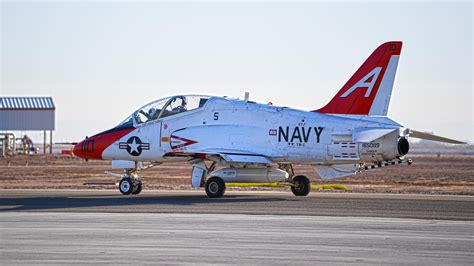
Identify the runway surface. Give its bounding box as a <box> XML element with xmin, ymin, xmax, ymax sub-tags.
<box><xmin>0</xmin><ymin>190</ymin><xmax>473</xmax><ymax>220</ymax></box>
<box><xmin>1</xmin><ymin>212</ymin><xmax>473</xmax><ymax>264</ymax></box>
<box><xmin>1</xmin><ymin>190</ymin><xmax>473</xmax><ymax>264</ymax></box>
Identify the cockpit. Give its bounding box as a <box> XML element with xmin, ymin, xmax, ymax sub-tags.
<box><xmin>117</xmin><ymin>95</ymin><xmax>211</xmax><ymax>127</ymax></box>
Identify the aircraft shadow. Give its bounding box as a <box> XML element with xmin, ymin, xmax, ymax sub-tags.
<box><xmin>0</xmin><ymin>194</ymin><xmax>286</xmax><ymax>212</ymax></box>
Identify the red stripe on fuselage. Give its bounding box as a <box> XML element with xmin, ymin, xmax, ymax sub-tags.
<box><xmin>73</xmin><ymin>128</ymin><xmax>134</xmax><ymax>160</ymax></box>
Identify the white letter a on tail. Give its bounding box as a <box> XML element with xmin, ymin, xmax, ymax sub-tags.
<box><xmin>340</xmin><ymin>67</ymin><xmax>382</xmax><ymax>98</ymax></box>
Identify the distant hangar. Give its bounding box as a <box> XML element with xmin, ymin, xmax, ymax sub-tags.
<box><xmin>0</xmin><ymin>97</ymin><xmax>55</xmax><ymax>154</ymax></box>
<box><xmin>0</xmin><ymin>97</ymin><xmax>55</xmax><ymax>130</ymax></box>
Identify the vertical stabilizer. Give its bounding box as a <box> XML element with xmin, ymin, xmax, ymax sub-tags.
<box><xmin>314</xmin><ymin>41</ymin><xmax>402</xmax><ymax>116</ymax></box>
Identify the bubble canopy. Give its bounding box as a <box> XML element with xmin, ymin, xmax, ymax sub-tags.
<box><xmin>117</xmin><ymin>95</ymin><xmax>212</xmax><ymax>127</ymax></box>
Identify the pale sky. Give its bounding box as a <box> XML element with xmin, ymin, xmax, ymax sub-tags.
<box><xmin>1</xmin><ymin>1</ymin><xmax>473</xmax><ymax>143</ymax></box>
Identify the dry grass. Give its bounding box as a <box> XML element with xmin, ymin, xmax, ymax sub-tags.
<box><xmin>0</xmin><ymin>154</ymin><xmax>473</xmax><ymax>194</ymax></box>
<box><xmin>226</xmin><ymin>182</ymin><xmax>348</xmax><ymax>191</ymax></box>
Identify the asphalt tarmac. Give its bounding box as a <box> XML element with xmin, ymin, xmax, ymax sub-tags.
<box><xmin>1</xmin><ymin>190</ymin><xmax>473</xmax><ymax>264</ymax></box>
<box><xmin>1</xmin><ymin>190</ymin><xmax>473</xmax><ymax>220</ymax></box>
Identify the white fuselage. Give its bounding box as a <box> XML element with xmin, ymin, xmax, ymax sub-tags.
<box><xmin>101</xmin><ymin>97</ymin><xmax>403</xmax><ymax>165</ymax></box>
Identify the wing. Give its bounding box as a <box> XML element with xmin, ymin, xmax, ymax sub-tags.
<box><xmin>164</xmin><ymin>148</ymin><xmax>273</xmax><ymax>164</ymax></box>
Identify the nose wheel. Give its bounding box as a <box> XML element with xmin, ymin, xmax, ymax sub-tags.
<box><xmin>132</xmin><ymin>180</ymin><xmax>143</xmax><ymax>195</ymax></box>
<box><xmin>119</xmin><ymin>177</ymin><xmax>143</xmax><ymax>195</ymax></box>
<box><xmin>119</xmin><ymin>178</ymin><xmax>134</xmax><ymax>195</ymax></box>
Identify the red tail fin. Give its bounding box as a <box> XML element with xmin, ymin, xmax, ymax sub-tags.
<box><xmin>314</xmin><ymin>41</ymin><xmax>402</xmax><ymax>115</ymax></box>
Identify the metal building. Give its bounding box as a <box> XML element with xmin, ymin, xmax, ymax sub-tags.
<box><xmin>0</xmin><ymin>97</ymin><xmax>55</xmax><ymax>154</ymax></box>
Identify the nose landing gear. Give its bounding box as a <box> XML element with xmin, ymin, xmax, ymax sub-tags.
<box><xmin>118</xmin><ymin>163</ymin><xmax>143</xmax><ymax>195</ymax></box>
<box><xmin>106</xmin><ymin>161</ymin><xmax>150</xmax><ymax>195</ymax></box>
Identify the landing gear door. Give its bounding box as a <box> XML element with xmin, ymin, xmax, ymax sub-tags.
<box><xmin>191</xmin><ymin>162</ymin><xmax>207</xmax><ymax>188</ymax></box>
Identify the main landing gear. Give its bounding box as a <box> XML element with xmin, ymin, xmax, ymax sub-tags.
<box><xmin>205</xmin><ymin>177</ymin><xmax>226</xmax><ymax>198</ymax></box>
<box><xmin>202</xmin><ymin>164</ymin><xmax>311</xmax><ymax>198</ymax></box>
<box><xmin>290</xmin><ymin>175</ymin><xmax>311</xmax><ymax>196</ymax></box>
<box><xmin>280</xmin><ymin>164</ymin><xmax>311</xmax><ymax>197</ymax></box>
<box><xmin>202</xmin><ymin>174</ymin><xmax>311</xmax><ymax>198</ymax></box>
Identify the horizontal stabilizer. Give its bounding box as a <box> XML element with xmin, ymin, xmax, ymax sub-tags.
<box><xmin>313</xmin><ymin>164</ymin><xmax>358</xmax><ymax>180</ymax></box>
<box><xmin>353</xmin><ymin>128</ymin><xmax>397</xmax><ymax>142</ymax></box>
<box><xmin>409</xmin><ymin>130</ymin><xmax>466</xmax><ymax>144</ymax></box>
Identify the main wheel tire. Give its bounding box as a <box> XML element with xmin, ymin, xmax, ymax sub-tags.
<box><xmin>119</xmin><ymin>178</ymin><xmax>133</xmax><ymax>195</ymax></box>
<box><xmin>291</xmin><ymin>175</ymin><xmax>311</xmax><ymax>196</ymax></box>
<box><xmin>132</xmin><ymin>180</ymin><xmax>143</xmax><ymax>195</ymax></box>
<box><xmin>205</xmin><ymin>177</ymin><xmax>226</xmax><ymax>198</ymax></box>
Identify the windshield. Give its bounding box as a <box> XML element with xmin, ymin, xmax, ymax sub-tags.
<box><xmin>133</xmin><ymin>95</ymin><xmax>210</xmax><ymax>125</ymax></box>
<box><xmin>116</xmin><ymin>115</ymin><xmax>134</xmax><ymax>128</ymax></box>
<box><xmin>134</xmin><ymin>97</ymin><xmax>169</xmax><ymax>124</ymax></box>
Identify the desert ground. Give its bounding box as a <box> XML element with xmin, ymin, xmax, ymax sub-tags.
<box><xmin>1</xmin><ymin>153</ymin><xmax>472</xmax><ymax>195</ymax></box>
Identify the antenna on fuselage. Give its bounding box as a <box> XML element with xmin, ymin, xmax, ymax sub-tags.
<box><xmin>244</xmin><ymin>92</ymin><xmax>250</xmax><ymax>102</ymax></box>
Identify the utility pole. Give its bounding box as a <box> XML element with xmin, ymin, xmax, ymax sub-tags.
<box><xmin>49</xmin><ymin>130</ymin><xmax>53</xmax><ymax>154</ymax></box>
<box><xmin>43</xmin><ymin>130</ymin><xmax>46</xmax><ymax>154</ymax></box>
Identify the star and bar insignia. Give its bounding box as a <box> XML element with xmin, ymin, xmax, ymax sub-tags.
<box><xmin>119</xmin><ymin>136</ymin><xmax>150</xmax><ymax>156</ymax></box>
